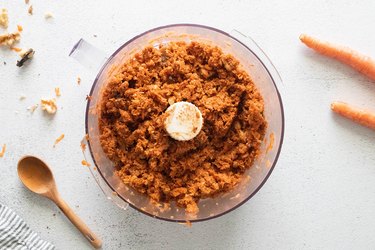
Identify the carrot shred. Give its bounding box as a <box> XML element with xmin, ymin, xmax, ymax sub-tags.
<box><xmin>80</xmin><ymin>141</ymin><xmax>86</xmax><ymax>151</ymax></box>
<box><xmin>331</xmin><ymin>102</ymin><xmax>375</xmax><ymax>130</ymax></box>
<box><xmin>300</xmin><ymin>34</ymin><xmax>375</xmax><ymax>81</ymax></box>
<box><xmin>0</xmin><ymin>144</ymin><xmax>6</xmax><ymax>158</ymax></box>
<box><xmin>53</xmin><ymin>134</ymin><xmax>65</xmax><ymax>147</ymax></box>
<box><xmin>81</xmin><ymin>160</ymin><xmax>90</xmax><ymax>167</ymax></box>
<box><xmin>55</xmin><ymin>87</ymin><xmax>61</xmax><ymax>97</ymax></box>
<box><xmin>11</xmin><ymin>47</ymin><xmax>22</xmax><ymax>52</ymax></box>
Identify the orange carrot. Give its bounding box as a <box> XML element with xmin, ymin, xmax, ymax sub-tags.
<box><xmin>0</xmin><ymin>144</ymin><xmax>6</xmax><ymax>158</ymax></box>
<box><xmin>300</xmin><ymin>34</ymin><xmax>375</xmax><ymax>81</ymax></box>
<box><xmin>331</xmin><ymin>102</ymin><xmax>375</xmax><ymax>130</ymax></box>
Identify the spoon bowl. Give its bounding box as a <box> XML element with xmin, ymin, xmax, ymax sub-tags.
<box><xmin>17</xmin><ymin>156</ymin><xmax>55</xmax><ymax>195</ymax></box>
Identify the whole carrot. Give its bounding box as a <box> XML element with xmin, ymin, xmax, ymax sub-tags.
<box><xmin>300</xmin><ymin>34</ymin><xmax>375</xmax><ymax>81</ymax></box>
<box><xmin>331</xmin><ymin>102</ymin><xmax>375</xmax><ymax>130</ymax></box>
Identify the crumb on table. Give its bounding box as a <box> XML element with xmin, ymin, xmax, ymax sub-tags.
<box><xmin>55</xmin><ymin>87</ymin><xmax>61</xmax><ymax>97</ymax></box>
<box><xmin>0</xmin><ymin>32</ymin><xmax>20</xmax><ymax>47</ymax></box>
<box><xmin>27</xmin><ymin>104</ymin><xmax>38</xmax><ymax>113</ymax></box>
<box><xmin>41</xmin><ymin>98</ymin><xmax>57</xmax><ymax>114</ymax></box>
<box><xmin>44</xmin><ymin>12</ymin><xmax>53</xmax><ymax>19</ymax></box>
<box><xmin>77</xmin><ymin>77</ymin><xmax>81</xmax><ymax>85</ymax></box>
<box><xmin>0</xmin><ymin>144</ymin><xmax>6</xmax><ymax>158</ymax></box>
<box><xmin>0</xmin><ymin>9</ymin><xmax>8</xmax><ymax>29</ymax></box>
<box><xmin>53</xmin><ymin>134</ymin><xmax>64</xmax><ymax>147</ymax></box>
<box><xmin>28</xmin><ymin>5</ymin><xmax>33</xmax><ymax>15</ymax></box>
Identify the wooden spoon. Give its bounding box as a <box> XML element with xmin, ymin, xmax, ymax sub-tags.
<box><xmin>17</xmin><ymin>155</ymin><xmax>102</xmax><ymax>249</ymax></box>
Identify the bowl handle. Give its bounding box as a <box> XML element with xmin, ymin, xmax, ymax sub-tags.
<box><xmin>69</xmin><ymin>39</ymin><xmax>108</xmax><ymax>72</ymax></box>
<box><xmin>80</xmin><ymin>136</ymin><xmax>129</xmax><ymax>211</ymax></box>
<box><xmin>229</xmin><ymin>30</ymin><xmax>284</xmax><ymax>92</ymax></box>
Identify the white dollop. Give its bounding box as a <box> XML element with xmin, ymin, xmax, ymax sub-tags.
<box><xmin>164</xmin><ymin>101</ymin><xmax>203</xmax><ymax>141</ymax></box>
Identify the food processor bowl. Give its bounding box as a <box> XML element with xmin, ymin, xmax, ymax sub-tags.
<box><xmin>71</xmin><ymin>24</ymin><xmax>284</xmax><ymax>222</ymax></box>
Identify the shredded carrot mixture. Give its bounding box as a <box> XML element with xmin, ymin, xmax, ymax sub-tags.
<box><xmin>55</xmin><ymin>87</ymin><xmax>61</xmax><ymax>97</ymax></box>
<box><xmin>0</xmin><ymin>144</ymin><xmax>6</xmax><ymax>158</ymax></box>
<box><xmin>81</xmin><ymin>160</ymin><xmax>91</xmax><ymax>167</ymax></box>
<box><xmin>53</xmin><ymin>134</ymin><xmax>64</xmax><ymax>147</ymax></box>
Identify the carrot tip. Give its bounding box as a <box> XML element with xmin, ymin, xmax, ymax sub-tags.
<box><xmin>299</xmin><ymin>34</ymin><xmax>309</xmax><ymax>43</ymax></box>
<box><xmin>331</xmin><ymin>103</ymin><xmax>336</xmax><ymax>110</ymax></box>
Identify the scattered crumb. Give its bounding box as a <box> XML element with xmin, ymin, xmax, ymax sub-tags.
<box><xmin>93</xmin><ymin>34</ymin><xmax>97</xmax><ymax>38</ymax></box>
<box><xmin>44</xmin><ymin>12</ymin><xmax>53</xmax><ymax>19</ymax></box>
<box><xmin>41</xmin><ymin>98</ymin><xmax>57</xmax><ymax>114</ymax></box>
<box><xmin>17</xmin><ymin>25</ymin><xmax>23</xmax><ymax>32</ymax></box>
<box><xmin>27</xmin><ymin>104</ymin><xmax>38</xmax><ymax>113</ymax></box>
<box><xmin>3</xmin><ymin>62</ymin><xmax>6</xmax><ymax>65</ymax></box>
<box><xmin>80</xmin><ymin>141</ymin><xmax>86</xmax><ymax>151</ymax></box>
<box><xmin>75</xmin><ymin>205</ymin><xmax>79</xmax><ymax>208</ymax></box>
<box><xmin>19</xmin><ymin>95</ymin><xmax>26</xmax><ymax>100</ymax></box>
<box><xmin>85</xmin><ymin>95</ymin><xmax>92</xmax><ymax>101</ymax></box>
<box><xmin>0</xmin><ymin>144</ymin><xmax>6</xmax><ymax>158</ymax></box>
<box><xmin>52</xmin><ymin>213</ymin><xmax>56</xmax><ymax>217</ymax></box>
<box><xmin>28</xmin><ymin>5</ymin><xmax>33</xmax><ymax>15</ymax></box>
<box><xmin>0</xmin><ymin>9</ymin><xmax>8</xmax><ymax>29</ymax></box>
<box><xmin>11</xmin><ymin>47</ymin><xmax>22</xmax><ymax>52</ymax></box>
<box><xmin>178</xmin><ymin>221</ymin><xmax>192</xmax><ymax>228</ymax></box>
<box><xmin>17</xmin><ymin>48</ymin><xmax>34</xmax><ymax>67</ymax></box>
<box><xmin>266</xmin><ymin>132</ymin><xmax>275</xmax><ymax>153</ymax></box>
<box><xmin>54</xmin><ymin>87</ymin><xmax>61</xmax><ymax>97</ymax></box>
<box><xmin>0</xmin><ymin>32</ymin><xmax>21</xmax><ymax>47</ymax></box>
<box><xmin>53</xmin><ymin>134</ymin><xmax>64</xmax><ymax>147</ymax></box>
<box><xmin>81</xmin><ymin>160</ymin><xmax>91</xmax><ymax>167</ymax></box>
<box><xmin>93</xmin><ymin>167</ymin><xmax>97</xmax><ymax>171</ymax></box>
<box><xmin>112</xmin><ymin>191</ymin><xmax>118</xmax><ymax>196</ymax></box>
<box><xmin>77</xmin><ymin>77</ymin><xmax>81</xmax><ymax>85</ymax></box>
<box><xmin>85</xmin><ymin>133</ymin><xmax>89</xmax><ymax>141</ymax></box>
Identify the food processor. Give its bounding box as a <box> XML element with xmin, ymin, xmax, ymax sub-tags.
<box><xmin>70</xmin><ymin>24</ymin><xmax>284</xmax><ymax>222</ymax></box>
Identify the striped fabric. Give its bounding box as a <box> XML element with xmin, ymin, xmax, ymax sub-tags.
<box><xmin>0</xmin><ymin>204</ymin><xmax>54</xmax><ymax>250</ymax></box>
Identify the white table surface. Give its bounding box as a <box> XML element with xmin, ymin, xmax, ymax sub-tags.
<box><xmin>1</xmin><ymin>0</ymin><xmax>375</xmax><ymax>249</ymax></box>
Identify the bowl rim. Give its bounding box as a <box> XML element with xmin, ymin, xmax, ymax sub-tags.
<box><xmin>85</xmin><ymin>23</ymin><xmax>285</xmax><ymax>223</ymax></box>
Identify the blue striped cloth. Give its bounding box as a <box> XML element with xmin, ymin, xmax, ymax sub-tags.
<box><xmin>0</xmin><ymin>204</ymin><xmax>54</xmax><ymax>250</ymax></box>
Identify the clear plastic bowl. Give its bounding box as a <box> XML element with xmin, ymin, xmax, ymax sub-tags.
<box><xmin>71</xmin><ymin>24</ymin><xmax>284</xmax><ymax>223</ymax></box>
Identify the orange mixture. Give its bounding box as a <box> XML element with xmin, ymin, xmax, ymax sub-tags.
<box><xmin>99</xmin><ymin>41</ymin><xmax>267</xmax><ymax>213</ymax></box>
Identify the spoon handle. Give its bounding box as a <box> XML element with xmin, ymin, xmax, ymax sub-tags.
<box><xmin>55</xmin><ymin>197</ymin><xmax>102</xmax><ymax>249</ymax></box>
